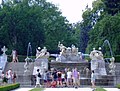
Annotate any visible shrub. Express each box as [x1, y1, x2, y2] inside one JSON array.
[[114, 55, 120, 62], [116, 84, 120, 89], [0, 83, 20, 91]]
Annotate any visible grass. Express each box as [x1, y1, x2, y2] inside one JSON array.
[[95, 87, 107, 91], [29, 88, 44, 91]]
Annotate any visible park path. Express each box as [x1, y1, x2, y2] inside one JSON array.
[[12, 87, 120, 91]]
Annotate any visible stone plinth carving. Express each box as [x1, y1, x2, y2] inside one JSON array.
[[90, 48, 107, 78]]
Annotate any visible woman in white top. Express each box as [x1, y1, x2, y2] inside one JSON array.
[[67, 68, 72, 87]]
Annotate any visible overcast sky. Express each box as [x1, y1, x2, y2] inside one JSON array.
[[47, 0, 95, 23], [0, 0, 95, 23]]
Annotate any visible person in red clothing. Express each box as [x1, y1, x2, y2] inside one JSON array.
[[51, 79, 57, 88]]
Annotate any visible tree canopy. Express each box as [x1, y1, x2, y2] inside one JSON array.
[[0, 0, 77, 55]]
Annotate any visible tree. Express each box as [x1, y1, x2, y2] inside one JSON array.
[[87, 14, 120, 55], [102, 0, 120, 15], [0, 0, 72, 55]]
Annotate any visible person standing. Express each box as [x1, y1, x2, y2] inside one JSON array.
[[91, 70, 96, 90], [12, 72, 17, 83], [72, 68, 80, 88], [57, 70, 62, 87], [7, 69, 12, 84], [11, 50, 18, 62], [67, 68, 72, 87], [35, 69, 41, 88]]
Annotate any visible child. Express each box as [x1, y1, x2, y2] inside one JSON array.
[[51, 80, 57, 88]]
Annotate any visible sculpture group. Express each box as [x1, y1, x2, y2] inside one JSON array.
[[90, 48, 107, 78], [56, 41, 82, 62]]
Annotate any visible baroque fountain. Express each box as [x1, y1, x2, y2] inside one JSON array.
[[56, 41, 82, 62]]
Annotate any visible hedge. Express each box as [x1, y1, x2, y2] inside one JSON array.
[[0, 83, 20, 91], [116, 84, 120, 89]]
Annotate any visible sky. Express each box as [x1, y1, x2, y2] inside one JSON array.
[[0, 0, 95, 23], [47, 0, 95, 23]]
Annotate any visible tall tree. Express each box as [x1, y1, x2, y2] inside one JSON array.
[[102, 0, 120, 15], [0, 0, 72, 55]]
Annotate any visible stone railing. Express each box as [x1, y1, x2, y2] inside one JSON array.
[[0, 54, 7, 75]]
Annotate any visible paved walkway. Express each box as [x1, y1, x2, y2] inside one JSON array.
[[12, 88, 120, 91]]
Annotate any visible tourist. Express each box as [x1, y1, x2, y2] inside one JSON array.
[[57, 70, 62, 87], [72, 68, 80, 88], [91, 70, 96, 90], [7, 69, 12, 84], [12, 72, 17, 83], [11, 50, 18, 62], [1, 71, 8, 85], [46, 70, 52, 87], [67, 68, 72, 87], [35, 69, 41, 88], [52, 70, 57, 82], [50, 79, 57, 88], [61, 71, 66, 86], [43, 71, 47, 87]]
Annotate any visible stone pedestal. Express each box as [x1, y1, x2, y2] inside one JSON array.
[[33, 58, 48, 76]]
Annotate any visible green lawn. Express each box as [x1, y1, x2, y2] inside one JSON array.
[[95, 87, 107, 91], [29, 88, 44, 91]]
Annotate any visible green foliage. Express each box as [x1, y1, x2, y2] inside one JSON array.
[[80, 0, 104, 53], [87, 14, 120, 55], [114, 55, 120, 63], [95, 87, 107, 91], [102, 0, 120, 15], [0, 83, 20, 91], [29, 88, 44, 91], [116, 84, 120, 89], [0, 0, 73, 55]]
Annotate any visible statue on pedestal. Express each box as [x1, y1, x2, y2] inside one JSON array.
[[36, 47, 50, 59], [57, 42, 80, 62], [58, 41, 66, 56], [90, 48, 107, 78], [109, 57, 116, 75]]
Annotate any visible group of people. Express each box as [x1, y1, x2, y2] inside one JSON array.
[[0, 69, 17, 85], [35, 67, 96, 89]]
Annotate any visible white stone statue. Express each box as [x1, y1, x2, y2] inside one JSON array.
[[58, 42, 66, 56], [109, 57, 116, 75], [36, 47, 50, 59], [71, 44, 78, 56], [90, 48, 107, 78]]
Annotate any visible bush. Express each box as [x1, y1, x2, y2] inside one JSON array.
[[0, 83, 20, 91], [116, 84, 120, 89], [114, 55, 120, 62]]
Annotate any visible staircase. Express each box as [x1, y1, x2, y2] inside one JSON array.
[[4, 62, 34, 87], [3, 62, 120, 87]]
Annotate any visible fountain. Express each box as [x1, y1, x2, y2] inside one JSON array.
[[56, 41, 82, 63], [90, 48, 107, 78], [102, 39, 113, 57], [101, 39, 116, 75], [33, 46, 49, 76], [24, 42, 33, 74]]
